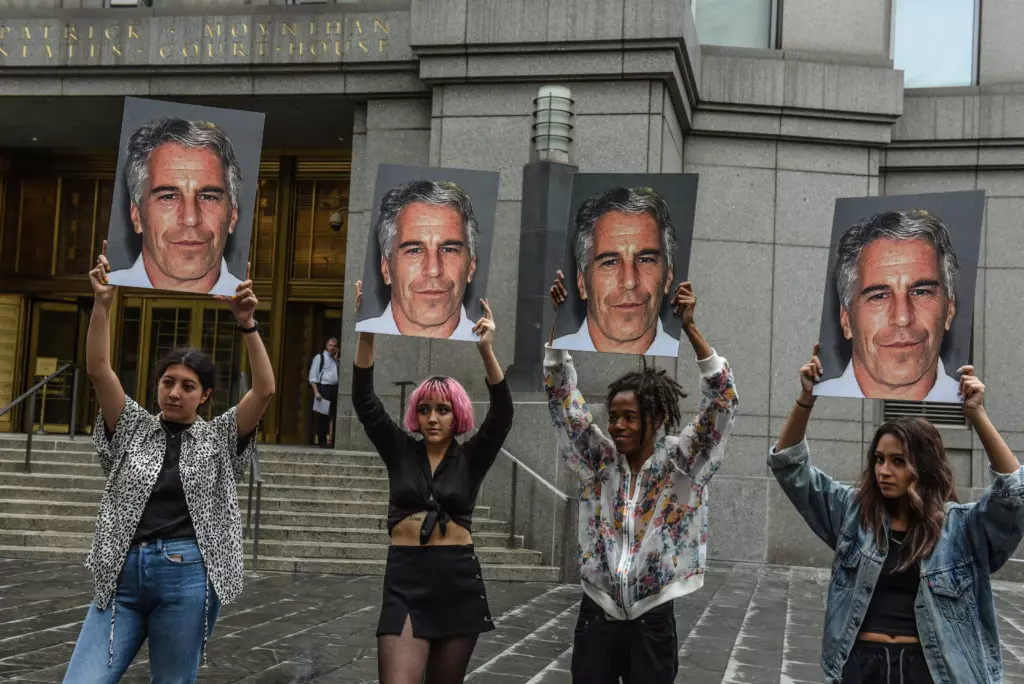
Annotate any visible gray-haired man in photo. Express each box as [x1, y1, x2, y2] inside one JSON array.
[[816, 210, 962, 402], [356, 179, 480, 340], [552, 186, 680, 356], [106, 118, 243, 296]]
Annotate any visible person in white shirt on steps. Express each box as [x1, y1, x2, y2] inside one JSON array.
[[308, 337, 340, 448]]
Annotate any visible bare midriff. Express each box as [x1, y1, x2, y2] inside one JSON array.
[[857, 632, 920, 644], [390, 512, 473, 546]]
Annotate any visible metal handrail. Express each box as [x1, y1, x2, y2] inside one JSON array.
[[499, 447, 569, 549], [239, 371, 264, 571], [0, 363, 81, 473]]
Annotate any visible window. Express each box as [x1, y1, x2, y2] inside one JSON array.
[[692, 0, 774, 49], [892, 0, 977, 88], [883, 400, 966, 427], [108, 0, 152, 6]]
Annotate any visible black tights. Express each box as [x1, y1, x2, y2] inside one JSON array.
[[378, 616, 479, 684]]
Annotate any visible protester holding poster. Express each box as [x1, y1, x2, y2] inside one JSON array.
[[62, 245, 275, 682], [770, 345, 1024, 683], [356, 164, 499, 342], [550, 174, 697, 357], [814, 191, 984, 403], [351, 282, 514, 683], [545, 273, 738, 684], [104, 97, 264, 296]]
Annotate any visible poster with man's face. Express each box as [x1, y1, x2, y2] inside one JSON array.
[[814, 191, 984, 403], [104, 97, 265, 297], [551, 173, 698, 357], [355, 164, 500, 342]]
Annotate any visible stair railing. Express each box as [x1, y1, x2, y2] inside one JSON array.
[[0, 363, 81, 473], [239, 371, 264, 571], [498, 447, 569, 549]]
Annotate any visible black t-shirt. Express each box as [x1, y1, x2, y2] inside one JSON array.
[[860, 530, 920, 638], [132, 419, 196, 544]]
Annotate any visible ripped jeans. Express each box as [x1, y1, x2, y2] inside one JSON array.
[[62, 538, 221, 684]]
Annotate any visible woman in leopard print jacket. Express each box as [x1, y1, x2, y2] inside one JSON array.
[[62, 244, 276, 683]]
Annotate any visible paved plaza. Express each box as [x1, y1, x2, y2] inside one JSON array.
[[4, 559, 1024, 683]]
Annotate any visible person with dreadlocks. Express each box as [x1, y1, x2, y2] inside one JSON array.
[[770, 345, 1024, 683], [545, 270, 738, 684], [351, 281, 514, 684]]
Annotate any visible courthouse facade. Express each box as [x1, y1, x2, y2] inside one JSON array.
[[1, 0, 1023, 568]]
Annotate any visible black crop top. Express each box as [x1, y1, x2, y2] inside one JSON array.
[[860, 530, 920, 638], [351, 364, 514, 544]]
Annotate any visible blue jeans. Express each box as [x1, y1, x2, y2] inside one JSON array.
[[63, 538, 221, 684]]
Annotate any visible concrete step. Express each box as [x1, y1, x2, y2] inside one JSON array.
[[256, 460, 387, 477], [244, 497, 491, 519], [0, 436, 95, 453], [237, 484, 389, 502], [0, 511, 511, 537], [253, 524, 522, 548], [0, 449, 101, 465], [257, 510, 505, 532], [244, 556, 561, 582], [0, 458, 100, 477], [256, 472, 391, 489], [0, 513, 96, 533], [0, 485, 105, 502], [0, 516, 523, 548], [239, 539, 542, 564], [0, 499, 100, 517], [0, 472, 105, 490]]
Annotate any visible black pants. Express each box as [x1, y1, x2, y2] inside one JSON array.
[[842, 642, 934, 683], [314, 383, 338, 449], [570, 594, 677, 684]]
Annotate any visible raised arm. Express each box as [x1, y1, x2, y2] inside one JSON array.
[[543, 271, 614, 483], [768, 345, 853, 550], [463, 299, 514, 464], [961, 368, 1024, 571], [222, 264, 275, 439], [351, 281, 405, 459], [669, 283, 738, 488], [87, 242, 126, 434]]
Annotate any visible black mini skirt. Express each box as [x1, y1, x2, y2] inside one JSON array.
[[376, 544, 495, 639]]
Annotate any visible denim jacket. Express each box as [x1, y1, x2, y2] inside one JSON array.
[[769, 439, 1024, 684]]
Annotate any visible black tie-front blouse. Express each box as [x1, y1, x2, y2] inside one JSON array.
[[351, 364, 514, 543]]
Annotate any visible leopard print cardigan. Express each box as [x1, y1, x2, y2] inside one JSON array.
[[88, 396, 257, 610]]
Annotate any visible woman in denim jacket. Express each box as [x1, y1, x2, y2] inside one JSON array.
[[770, 344, 1024, 684]]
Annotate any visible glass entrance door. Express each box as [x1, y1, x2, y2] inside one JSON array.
[[26, 301, 81, 433], [117, 297, 269, 424]]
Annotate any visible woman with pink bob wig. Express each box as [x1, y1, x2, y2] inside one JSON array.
[[350, 281, 514, 684]]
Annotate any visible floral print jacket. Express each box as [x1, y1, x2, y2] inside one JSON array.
[[544, 346, 738, 620]]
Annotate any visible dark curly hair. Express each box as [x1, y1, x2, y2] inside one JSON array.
[[606, 361, 688, 444]]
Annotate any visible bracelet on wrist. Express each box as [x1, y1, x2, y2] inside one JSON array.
[[795, 398, 815, 410], [237, 320, 259, 334]]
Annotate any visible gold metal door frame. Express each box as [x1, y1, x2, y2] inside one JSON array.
[[121, 294, 269, 418]]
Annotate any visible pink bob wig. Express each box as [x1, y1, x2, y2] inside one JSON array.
[[403, 375, 476, 435]]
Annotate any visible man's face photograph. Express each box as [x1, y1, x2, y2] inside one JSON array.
[[105, 98, 264, 297], [130, 142, 238, 288], [815, 192, 984, 404], [356, 166, 498, 343], [840, 237, 955, 395], [578, 209, 671, 346], [380, 201, 476, 336], [550, 175, 698, 358]]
